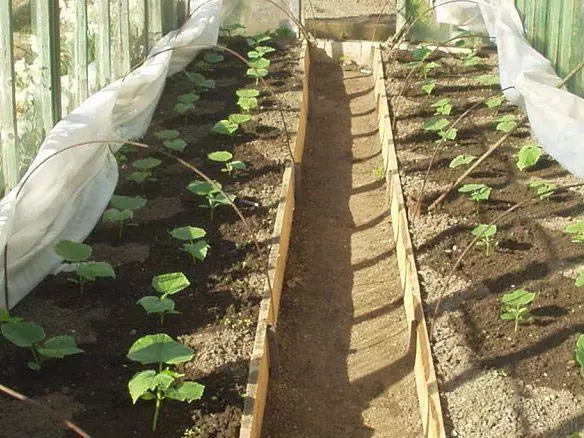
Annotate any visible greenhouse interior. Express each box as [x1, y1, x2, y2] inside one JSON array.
[[1, 0, 584, 436]]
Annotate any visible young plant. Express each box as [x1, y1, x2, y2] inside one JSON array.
[[516, 143, 542, 171], [431, 98, 452, 116], [236, 88, 260, 112], [449, 154, 476, 169], [127, 334, 204, 432], [459, 183, 492, 206], [53, 240, 115, 293], [473, 74, 499, 86], [212, 114, 252, 137], [185, 72, 215, 90], [421, 79, 436, 96], [137, 273, 191, 325], [102, 195, 147, 239], [246, 32, 271, 48], [471, 224, 497, 256], [564, 221, 584, 244], [462, 51, 480, 67], [575, 334, 584, 378], [127, 157, 162, 184], [154, 129, 187, 153], [500, 289, 536, 333], [495, 114, 517, 133], [421, 61, 440, 79], [247, 45, 275, 60], [246, 58, 270, 85], [169, 226, 210, 263], [528, 180, 556, 200], [219, 23, 245, 39], [1, 319, 83, 370], [187, 180, 235, 220], [208, 151, 246, 175], [173, 93, 200, 115], [485, 94, 505, 109]]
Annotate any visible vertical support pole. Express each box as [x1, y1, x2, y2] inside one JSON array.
[[74, 0, 88, 104], [148, 0, 163, 49], [34, 0, 61, 134], [96, 0, 111, 88], [0, 0, 19, 190], [119, 0, 131, 72]]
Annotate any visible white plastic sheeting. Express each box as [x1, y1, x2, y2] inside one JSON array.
[[435, 0, 584, 178], [0, 0, 222, 310]]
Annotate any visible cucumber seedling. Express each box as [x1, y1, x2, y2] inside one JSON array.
[[208, 151, 246, 176], [137, 273, 191, 325], [528, 180, 556, 200], [0, 319, 83, 370], [421, 79, 436, 96], [500, 289, 536, 333], [495, 114, 517, 133], [459, 183, 492, 209], [431, 98, 452, 116], [516, 143, 542, 171], [127, 157, 162, 185], [154, 129, 187, 153], [127, 334, 204, 432], [462, 51, 480, 67], [236, 88, 260, 112], [471, 224, 497, 256], [246, 58, 270, 85], [574, 334, 584, 378], [449, 154, 476, 169], [185, 72, 215, 91], [53, 240, 115, 293], [102, 195, 147, 239], [173, 92, 200, 115], [212, 114, 252, 137], [187, 180, 235, 220], [169, 226, 209, 263]]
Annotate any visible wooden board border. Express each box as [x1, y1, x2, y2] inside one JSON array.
[[239, 40, 310, 438], [372, 45, 447, 438]]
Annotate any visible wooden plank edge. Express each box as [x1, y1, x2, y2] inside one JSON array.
[[372, 45, 447, 438], [239, 40, 310, 438]]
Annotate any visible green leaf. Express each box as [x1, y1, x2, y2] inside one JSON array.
[[183, 240, 210, 262], [422, 61, 440, 74], [496, 114, 517, 133], [423, 118, 449, 132], [420, 79, 436, 95], [212, 120, 239, 136], [129, 370, 157, 404], [471, 224, 497, 238], [236, 88, 260, 98], [528, 180, 556, 199], [185, 72, 215, 89], [473, 74, 499, 86], [516, 144, 542, 171], [1, 321, 45, 347], [246, 67, 269, 79], [127, 172, 150, 184], [110, 195, 146, 211], [127, 333, 194, 365], [37, 335, 83, 358], [228, 161, 246, 171], [132, 158, 162, 170], [54, 240, 92, 262], [501, 289, 536, 307], [154, 130, 179, 140], [77, 262, 116, 281], [576, 271, 584, 288], [166, 381, 205, 402], [187, 180, 221, 196], [410, 46, 431, 61], [485, 95, 505, 108], [500, 312, 516, 320], [163, 138, 187, 152], [439, 128, 457, 141], [237, 97, 258, 111], [449, 155, 476, 169], [174, 102, 194, 114], [169, 226, 206, 241], [0, 309, 22, 324], [203, 53, 224, 64], [459, 183, 491, 202], [228, 113, 252, 125], [564, 221, 584, 235], [137, 296, 176, 315], [178, 93, 200, 104], [208, 151, 233, 163], [152, 272, 190, 296], [102, 208, 133, 224]]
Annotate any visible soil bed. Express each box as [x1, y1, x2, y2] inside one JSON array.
[[0, 37, 301, 438], [385, 46, 584, 436]]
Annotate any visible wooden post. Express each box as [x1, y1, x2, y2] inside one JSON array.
[[96, 0, 111, 88], [147, 0, 163, 49], [0, 0, 19, 190], [74, 0, 88, 104]]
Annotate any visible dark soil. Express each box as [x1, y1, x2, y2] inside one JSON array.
[[0, 37, 301, 438], [385, 46, 584, 415]]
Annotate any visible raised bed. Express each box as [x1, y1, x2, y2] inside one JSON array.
[[0, 34, 307, 438], [380, 41, 584, 437]]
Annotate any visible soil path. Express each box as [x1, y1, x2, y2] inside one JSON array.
[[262, 51, 422, 437]]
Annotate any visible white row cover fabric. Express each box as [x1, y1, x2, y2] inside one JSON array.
[[435, 0, 584, 178], [0, 0, 222, 310]]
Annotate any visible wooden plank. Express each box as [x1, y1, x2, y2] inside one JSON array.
[[545, 0, 563, 67], [373, 44, 446, 438], [147, 0, 163, 50], [119, 0, 131, 75], [239, 41, 310, 438], [73, 0, 88, 104], [533, 0, 548, 55], [96, 0, 111, 88], [0, 0, 19, 190], [33, 0, 61, 134], [557, 0, 575, 88]]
